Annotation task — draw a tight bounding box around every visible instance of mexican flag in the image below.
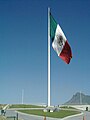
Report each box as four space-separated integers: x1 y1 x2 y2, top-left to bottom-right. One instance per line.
50 13 72 64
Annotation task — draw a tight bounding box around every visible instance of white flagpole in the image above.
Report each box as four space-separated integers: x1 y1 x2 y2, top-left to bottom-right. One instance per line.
80 91 82 105
48 7 50 107
22 89 24 104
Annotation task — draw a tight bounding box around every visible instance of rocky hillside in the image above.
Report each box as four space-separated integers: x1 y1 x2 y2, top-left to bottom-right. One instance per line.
64 92 90 105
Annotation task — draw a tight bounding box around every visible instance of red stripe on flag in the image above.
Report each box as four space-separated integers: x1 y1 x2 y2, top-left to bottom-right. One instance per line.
59 40 72 64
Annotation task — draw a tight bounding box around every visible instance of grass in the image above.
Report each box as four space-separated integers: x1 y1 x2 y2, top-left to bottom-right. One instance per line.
0 116 13 120
18 109 80 118
9 104 45 108
7 117 22 120
0 116 6 120
6 118 15 120
0 116 21 120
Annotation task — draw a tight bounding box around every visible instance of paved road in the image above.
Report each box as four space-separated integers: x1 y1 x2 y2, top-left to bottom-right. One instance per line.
63 111 90 120
5 110 90 120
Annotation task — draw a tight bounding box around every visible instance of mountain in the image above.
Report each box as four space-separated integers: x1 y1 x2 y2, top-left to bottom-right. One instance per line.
64 92 90 105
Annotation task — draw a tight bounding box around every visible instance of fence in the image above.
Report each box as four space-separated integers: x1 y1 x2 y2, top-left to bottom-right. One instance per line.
6 113 18 120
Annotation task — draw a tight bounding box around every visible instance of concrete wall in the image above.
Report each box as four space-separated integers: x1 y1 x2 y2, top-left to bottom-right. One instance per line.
63 105 90 111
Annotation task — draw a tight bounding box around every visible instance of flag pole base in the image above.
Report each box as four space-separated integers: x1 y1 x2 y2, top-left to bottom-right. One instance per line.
43 106 60 112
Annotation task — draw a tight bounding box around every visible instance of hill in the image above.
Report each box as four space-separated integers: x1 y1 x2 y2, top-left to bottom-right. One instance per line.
64 92 90 105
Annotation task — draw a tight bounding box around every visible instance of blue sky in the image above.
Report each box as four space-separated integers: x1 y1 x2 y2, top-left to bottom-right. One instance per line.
0 0 90 105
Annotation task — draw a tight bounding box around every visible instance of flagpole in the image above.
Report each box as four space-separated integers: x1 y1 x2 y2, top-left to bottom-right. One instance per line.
48 7 50 107
80 91 82 105
22 89 24 104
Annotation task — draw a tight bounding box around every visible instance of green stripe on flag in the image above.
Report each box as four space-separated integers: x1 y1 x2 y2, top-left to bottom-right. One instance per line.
50 14 57 41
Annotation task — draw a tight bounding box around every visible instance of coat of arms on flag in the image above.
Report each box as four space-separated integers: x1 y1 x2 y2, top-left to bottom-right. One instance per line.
50 13 72 64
